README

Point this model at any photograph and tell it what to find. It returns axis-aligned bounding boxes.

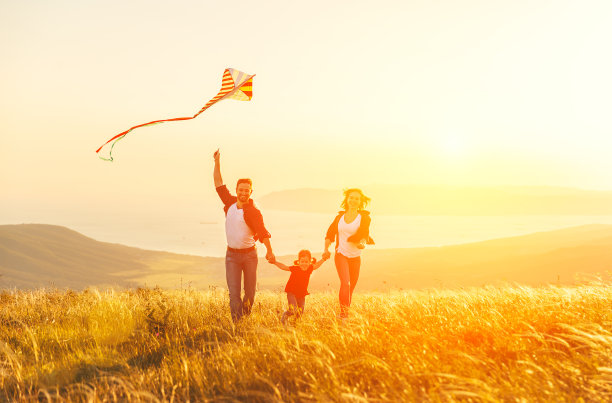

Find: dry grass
[0,283,611,402]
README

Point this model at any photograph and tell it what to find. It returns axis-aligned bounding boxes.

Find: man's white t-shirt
[225,203,256,249]
[336,214,362,258]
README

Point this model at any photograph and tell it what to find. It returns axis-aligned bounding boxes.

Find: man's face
[236,183,252,203]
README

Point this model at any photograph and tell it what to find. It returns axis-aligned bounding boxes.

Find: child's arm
[312,255,330,270]
[271,260,291,271]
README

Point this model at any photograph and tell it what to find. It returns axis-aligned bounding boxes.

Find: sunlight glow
[441,135,468,157]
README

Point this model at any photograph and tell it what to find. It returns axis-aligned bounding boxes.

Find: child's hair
[294,249,316,265]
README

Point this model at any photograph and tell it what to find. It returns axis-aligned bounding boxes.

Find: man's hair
[236,178,253,188]
[340,188,371,211]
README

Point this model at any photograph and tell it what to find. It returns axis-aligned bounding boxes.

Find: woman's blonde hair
[340,188,371,211]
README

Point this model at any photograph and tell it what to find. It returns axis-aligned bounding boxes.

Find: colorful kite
[96,68,255,161]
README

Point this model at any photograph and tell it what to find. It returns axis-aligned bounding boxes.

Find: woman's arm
[322,239,333,260]
[347,212,373,245]
[312,256,329,270]
[323,213,343,259]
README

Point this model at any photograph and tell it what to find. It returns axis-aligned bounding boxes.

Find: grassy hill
[339,224,612,290]
[1,223,611,290]
[0,285,610,401]
[0,224,225,289]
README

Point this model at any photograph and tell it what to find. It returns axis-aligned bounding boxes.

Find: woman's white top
[336,214,362,258]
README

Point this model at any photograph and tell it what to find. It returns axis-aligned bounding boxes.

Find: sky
[2,0,612,219]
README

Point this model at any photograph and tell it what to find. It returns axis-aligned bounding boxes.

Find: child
[270,249,329,324]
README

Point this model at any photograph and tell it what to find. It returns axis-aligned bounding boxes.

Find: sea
[5,207,612,258]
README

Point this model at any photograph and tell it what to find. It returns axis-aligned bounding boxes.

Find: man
[213,149,275,322]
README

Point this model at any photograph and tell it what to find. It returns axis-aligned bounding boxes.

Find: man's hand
[266,251,276,264]
[322,250,331,260]
[213,148,220,162]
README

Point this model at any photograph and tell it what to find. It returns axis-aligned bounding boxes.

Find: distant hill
[0,224,225,289]
[1,224,611,290]
[334,224,612,291]
[258,185,612,215]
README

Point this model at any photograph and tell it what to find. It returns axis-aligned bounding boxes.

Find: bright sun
[441,136,467,157]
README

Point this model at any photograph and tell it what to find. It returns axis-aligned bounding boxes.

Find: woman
[323,188,374,319]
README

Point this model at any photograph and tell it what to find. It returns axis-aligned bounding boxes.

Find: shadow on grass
[126,345,169,370]
[73,362,128,383]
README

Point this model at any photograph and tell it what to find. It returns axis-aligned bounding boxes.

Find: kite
[96,68,255,161]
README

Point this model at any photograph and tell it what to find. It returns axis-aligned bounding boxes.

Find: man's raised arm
[213,149,223,188]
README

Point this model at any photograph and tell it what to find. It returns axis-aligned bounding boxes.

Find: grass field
[1,284,611,402]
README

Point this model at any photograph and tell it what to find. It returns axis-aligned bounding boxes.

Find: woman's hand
[322,250,331,260]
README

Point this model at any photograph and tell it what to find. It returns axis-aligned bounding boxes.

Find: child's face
[298,256,310,269]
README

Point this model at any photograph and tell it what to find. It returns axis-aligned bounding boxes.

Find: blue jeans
[225,248,258,322]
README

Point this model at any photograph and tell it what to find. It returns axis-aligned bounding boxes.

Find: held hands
[266,251,276,264]
[322,250,331,261]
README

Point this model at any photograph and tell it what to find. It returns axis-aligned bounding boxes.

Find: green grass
[1,284,611,402]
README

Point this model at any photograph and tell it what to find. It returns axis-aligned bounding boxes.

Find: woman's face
[347,191,362,210]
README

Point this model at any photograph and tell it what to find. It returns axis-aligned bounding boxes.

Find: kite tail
[96,68,255,162]
[95,118,191,161]
[97,135,124,162]
[95,103,229,161]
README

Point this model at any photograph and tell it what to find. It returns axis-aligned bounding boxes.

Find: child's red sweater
[285,265,314,297]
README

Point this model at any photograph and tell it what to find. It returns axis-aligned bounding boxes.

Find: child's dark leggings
[285,292,305,317]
